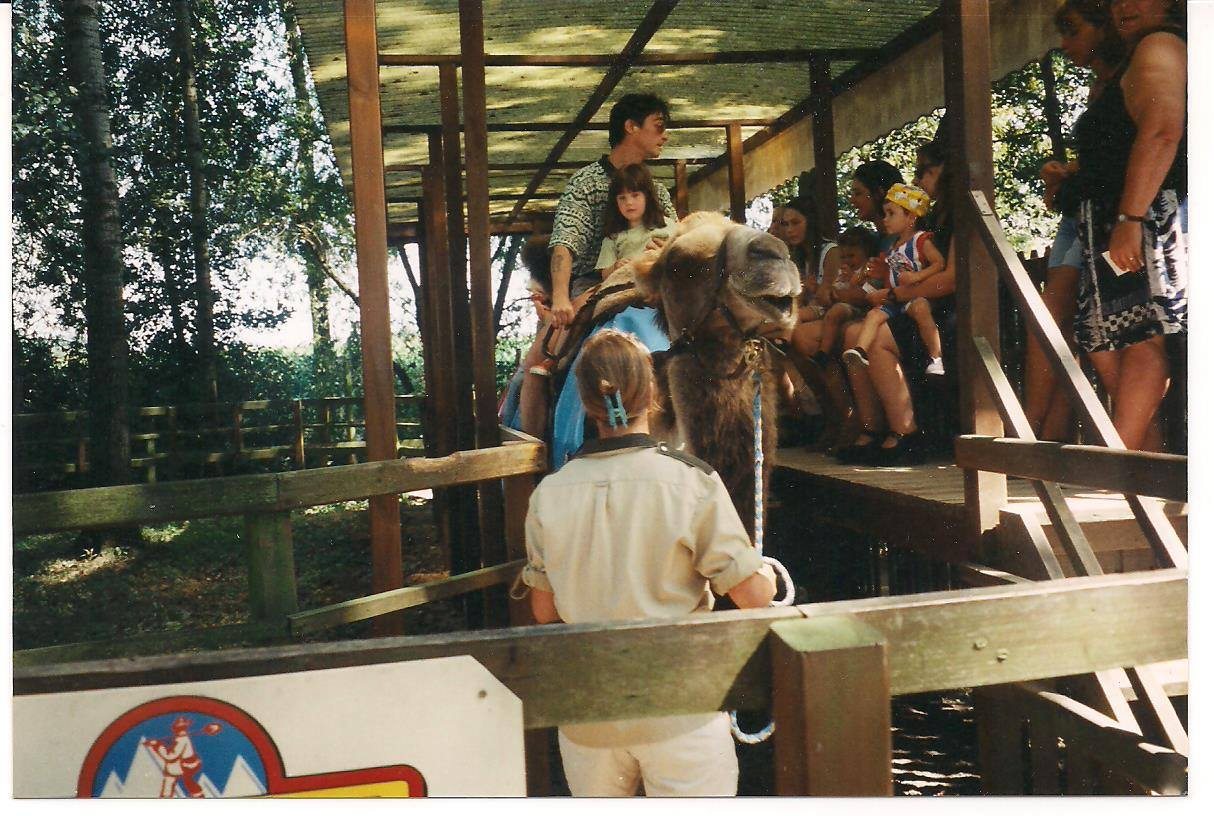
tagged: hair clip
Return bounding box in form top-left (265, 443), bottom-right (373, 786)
top-left (603, 389), bottom-right (629, 429)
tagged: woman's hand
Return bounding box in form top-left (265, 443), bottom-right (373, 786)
top-left (1108, 220), bottom-right (1145, 273)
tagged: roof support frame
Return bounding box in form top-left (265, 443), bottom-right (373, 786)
top-left (342, 0), bottom-right (403, 635)
top-left (458, 0), bottom-right (509, 593)
top-left (383, 118), bottom-right (773, 135)
top-left (378, 48), bottom-right (878, 67)
top-left (503, 0), bottom-right (681, 226)
top-left (942, 0), bottom-right (1006, 540)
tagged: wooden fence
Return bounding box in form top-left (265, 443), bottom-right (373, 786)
top-left (12, 570), bottom-right (1187, 795)
top-left (12, 426), bottom-right (546, 661)
top-left (12, 395), bottom-right (427, 491)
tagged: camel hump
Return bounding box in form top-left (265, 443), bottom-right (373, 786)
top-left (655, 442), bottom-right (714, 475)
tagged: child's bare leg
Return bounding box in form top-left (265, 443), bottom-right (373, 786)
top-left (517, 321), bottom-right (563, 438)
top-left (854, 308), bottom-right (888, 353)
top-left (906, 298), bottom-right (942, 359)
top-left (791, 318), bottom-right (823, 359)
top-left (820, 303), bottom-right (852, 356)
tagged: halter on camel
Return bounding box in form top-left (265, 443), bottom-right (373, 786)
top-left (660, 240), bottom-right (797, 744)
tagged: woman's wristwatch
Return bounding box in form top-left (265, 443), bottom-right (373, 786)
top-left (1116, 213), bottom-right (1147, 224)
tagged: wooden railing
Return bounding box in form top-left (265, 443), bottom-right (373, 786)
top-left (12, 427), bottom-right (546, 660)
top-left (12, 395), bottom-right (427, 489)
top-left (957, 190), bottom-right (1189, 759)
top-left (13, 570), bottom-right (1187, 795)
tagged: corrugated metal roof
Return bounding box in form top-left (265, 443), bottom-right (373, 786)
top-left (293, 1), bottom-right (1029, 226)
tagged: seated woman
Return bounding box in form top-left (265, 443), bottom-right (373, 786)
top-left (836, 148), bottom-right (956, 464)
top-left (778, 195), bottom-right (853, 448)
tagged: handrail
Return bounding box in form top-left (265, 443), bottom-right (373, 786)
top-left (955, 436), bottom-right (1187, 502)
top-left (14, 570), bottom-right (1186, 722)
top-left (12, 394), bottom-right (426, 425)
top-left (966, 190), bottom-right (1187, 570)
top-left (13, 435), bottom-right (546, 535)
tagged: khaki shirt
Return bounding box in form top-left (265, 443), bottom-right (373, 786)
top-left (522, 434), bottom-right (765, 746)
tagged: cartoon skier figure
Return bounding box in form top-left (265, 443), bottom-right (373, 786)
top-left (143, 716), bottom-right (217, 798)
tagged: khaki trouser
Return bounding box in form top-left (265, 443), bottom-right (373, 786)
top-left (558, 712), bottom-right (738, 797)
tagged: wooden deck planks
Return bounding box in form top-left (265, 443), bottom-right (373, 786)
top-left (773, 448), bottom-right (1187, 565)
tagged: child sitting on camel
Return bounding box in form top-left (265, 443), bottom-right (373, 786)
top-left (842, 183), bottom-right (946, 376)
top-left (520, 329), bottom-right (775, 797)
top-left (595, 163), bottom-right (677, 279)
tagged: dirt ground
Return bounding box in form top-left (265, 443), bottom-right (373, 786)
top-left (12, 493), bottom-right (465, 651)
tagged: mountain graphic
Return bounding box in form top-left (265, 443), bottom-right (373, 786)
top-left (105, 733), bottom-right (266, 798)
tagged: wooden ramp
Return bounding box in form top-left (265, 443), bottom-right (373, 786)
top-left (773, 448), bottom-right (1187, 573)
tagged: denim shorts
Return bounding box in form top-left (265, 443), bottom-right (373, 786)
top-left (1048, 216), bottom-right (1082, 269)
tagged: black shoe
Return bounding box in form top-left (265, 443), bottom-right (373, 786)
top-left (835, 434), bottom-right (879, 464)
top-left (872, 431), bottom-right (927, 466)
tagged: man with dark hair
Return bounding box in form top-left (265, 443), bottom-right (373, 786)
top-left (547, 93), bottom-right (675, 327)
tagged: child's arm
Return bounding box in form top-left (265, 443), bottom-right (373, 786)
top-left (594, 236), bottom-right (618, 280)
top-left (897, 236), bottom-right (945, 286)
top-left (814, 245), bottom-right (842, 307)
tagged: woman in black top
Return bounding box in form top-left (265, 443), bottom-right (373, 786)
top-left (1072, 0), bottom-right (1186, 450)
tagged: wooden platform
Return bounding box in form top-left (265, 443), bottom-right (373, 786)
top-left (772, 448), bottom-right (1187, 571)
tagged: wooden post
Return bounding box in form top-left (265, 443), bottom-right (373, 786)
top-left (674, 158), bottom-right (689, 219)
top-left (344, 0), bottom-right (403, 635)
top-left (167, 406), bottom-right (179, 480)
top-left (244, 511), bottom-right (299, 619)
top-left (771, 616), bottom-right (891, 795)
top-left (439, 63), bottom-right (476, 456)
top-left (459, 0), bottom-right (507, 622)
top-left (974, 687), bottom-right (1026, 793)
top-left (231, 403), bottom-right (244, 467)
top-left (1028, 716), bottom-right (1062, 794)
top-left (292, 400), bottom-right (306, 469)
top-left (439, 60), bottom-right (484, 627)
top-left (503, 471), bottom-right (551, 794)
top-left (942, 0), bottom-right (1006, 542)
top-left (726, 122), bottom-right (746, 223)
top-left (809, 54), bottom-right (839, 238)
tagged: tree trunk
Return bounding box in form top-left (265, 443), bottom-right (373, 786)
top-left (173, 0), bottom-right (217, 402)
top-left (62, 0), bottom-right (131, 489)
top-left (282, 0), bottom-right (340, 392)
top-left (492, 235), bottom-right (524, 335)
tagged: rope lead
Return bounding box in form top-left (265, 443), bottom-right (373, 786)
top-left (730, 365), bottom-right (795, 745)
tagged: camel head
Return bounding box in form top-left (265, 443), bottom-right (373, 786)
top-left (634, 212), bottom-right (801, 344)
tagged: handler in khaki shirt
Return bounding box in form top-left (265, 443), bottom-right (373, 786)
top-left (520, 330), bottom-right (775, 797)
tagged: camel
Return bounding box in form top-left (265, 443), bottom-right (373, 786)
top-left (634, 212), bottom-right (802, 537)
top-left (502, 212), bottom-right (801, 537)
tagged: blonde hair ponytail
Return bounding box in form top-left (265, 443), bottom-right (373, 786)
top-left (575, 330), bottom-right (658, 427)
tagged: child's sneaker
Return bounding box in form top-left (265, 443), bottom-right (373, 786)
top-left (925, 357), bottom-right (945, 376)
top-left (528, 358), bottom-right (556, 377)
top-left (842, 347), bottom-right (869, 368)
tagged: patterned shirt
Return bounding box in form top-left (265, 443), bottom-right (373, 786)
top-left (549, 156), bottom-right (677, 292)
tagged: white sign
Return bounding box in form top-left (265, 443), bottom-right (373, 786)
top-left (13, 656), bottom-right (525, 798)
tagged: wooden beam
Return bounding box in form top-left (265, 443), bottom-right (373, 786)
top-left (383, 117), bottom-right (772, 135)
top-left (772, 617), bottom-right (891, 795)
top-left (386, 158), bottom-right (712, 173)
top-left (15, 572), bottom-right (1187, 733)
top-left (943, 0), bottom-right (1005, 542)
top-left (378, 48), bottom-right (878, 67)
top-left (389, 217), bottom-right (551, 243)
top-left (503, 0), bottom-right (681, 226)
top-left (808, 54), bottom-right (838, 238)
top-left (968, 190), bottom-right (1189, 571)
top-left (673, 158), bottom-right (689, 218)
top-left (288, 560), bottom-right (524, 635)
top-left (1002, 683), bottom-right (1187, 795)
top-left (13, 441), bottom-right (547, 535)
top-left (956, 437), bottom-right (1187, 503)
top-left (685, 10), bottom-right (943, 189)
top-left (420, 159), bottom-right (457, 458)
top-left (726, 122), bottom-right (745, 222)
top-left (387, 192), bottom-right (564, 204)
top-left (459, 1), bottom-right (509, 623)
top-left (343, 0), bottom-right (402, 633)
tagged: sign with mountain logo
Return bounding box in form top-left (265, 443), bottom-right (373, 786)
top-left (14, 656), bottom-right (525, 798)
